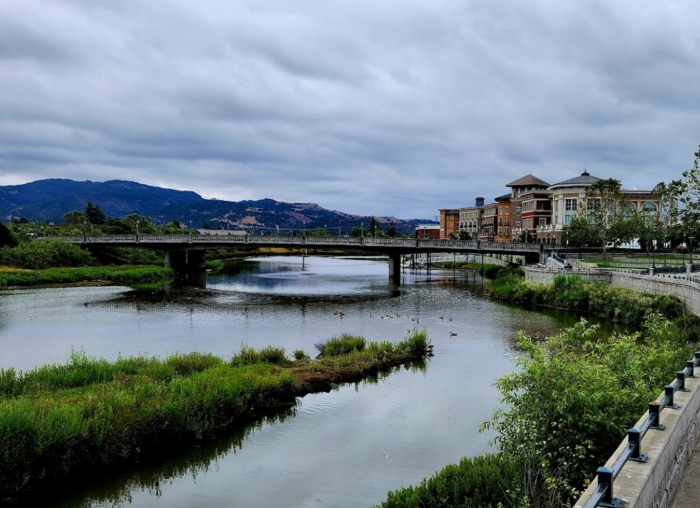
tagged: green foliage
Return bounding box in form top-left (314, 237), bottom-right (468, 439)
top-left (315, 334), bottom-right (367, 356)
top-left (0, 333), bottom-right (430, 498)
top-left (483, 318), bottom-right (697, 505)
top-left (0, 239), bottom-right (95, 269)
top-left (376, 454), bottom-right (519, 508)
top-left (85, 202), bottom-right (108, 225)
top-left (293, 349), bottom-right (309, 361)
top-left (489, 273), bottom-right (683, 326)
top-left (0, 223), bottom-right (17, 248)
top-left (0, 265), bottom-right (173, 287)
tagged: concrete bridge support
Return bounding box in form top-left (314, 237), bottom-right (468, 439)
top-left (388, 254), bottom-right (402, 285)
top-left (164, 250), bottom-right (207, 275)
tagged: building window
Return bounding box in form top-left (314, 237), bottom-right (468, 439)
top-left (642, 202), bottom-right (657, 212)
top-left (565, 215), bottom-right (574, 225)
top-left (539, 218), bottom-right (547, 226)
top-left (565, 198), bottom-right (577, 211)
top-left (587, 198), bottom-right (601, 210)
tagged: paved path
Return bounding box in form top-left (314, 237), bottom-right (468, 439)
top-left (670, 432), bottom-right (700, 508)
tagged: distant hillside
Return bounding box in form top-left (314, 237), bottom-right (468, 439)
top-left (0, 179), bottom-right (433, 235)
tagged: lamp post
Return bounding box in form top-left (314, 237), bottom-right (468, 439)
top-left (664, 234), bottom-right (668, 267)
top-left (683, 234), bottom-right (687, 265)
top-left (690, 236), bottom-right (695, 265)
top-left (652, 237), bottom-right (657, 268)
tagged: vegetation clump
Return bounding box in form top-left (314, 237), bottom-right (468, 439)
top-left (315, 334), bottom-right (366, 357)
top-left (375, 317), bottom-right (697, 508)
top-left (0, 265), bottom-right (174, 288)
top-left (0, 331), bottom-right (431, 500)
top-left (488, 272), bottom-right (683, 326)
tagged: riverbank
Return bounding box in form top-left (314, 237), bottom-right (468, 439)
top-left (0, 265), bottom-right (174, 288)
top-left (373, 270), bottom-right (700, 508)
top-left (0, 332), bottom-right (430, 502)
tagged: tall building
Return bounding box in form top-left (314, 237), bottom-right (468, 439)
top-left (458, 197), bottom-right (484, 239)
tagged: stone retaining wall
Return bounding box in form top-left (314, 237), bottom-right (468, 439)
top-left (524, 269), bottom-right (700, 316)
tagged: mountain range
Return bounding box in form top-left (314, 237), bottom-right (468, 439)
top-left (0, 179), bottom-right (433, 235)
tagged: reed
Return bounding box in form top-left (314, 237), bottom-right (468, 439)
top-left (0, 265), bottom-right (174, 287)
top-left (0, 332), bottom-right (431, 500)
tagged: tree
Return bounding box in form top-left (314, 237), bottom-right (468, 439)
top-left (62, 210), bottom-right (86, 230)
top-left (654, 144), bottom-right (700, 239)
top-left (369, 217), bottom-right (379, 238)
top-left (0, 222), bottom-right (17, 248)
top-left (387, 221), bottom-right (397, 238)
top-left (562, 217), bottom-right (598, 248)
top-left (584, 178), bottom-right (623, 254)
top-left (123, 214), bottom-right (154, 234)
top-left (84, 202), bottom-right (107, 225)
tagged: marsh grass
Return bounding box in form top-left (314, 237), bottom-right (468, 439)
top-left (0, 265), bottom-right (174, 287)
top-left (0, 332), bottom-right (431, 499)
top-left (315, 334), bottom-right (366, 356)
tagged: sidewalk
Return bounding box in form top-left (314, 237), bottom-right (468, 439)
top-left (670, 432), bottom-right (700, 508)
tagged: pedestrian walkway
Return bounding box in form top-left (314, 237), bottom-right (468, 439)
top-left (670, 432), bottom-right (700, 508)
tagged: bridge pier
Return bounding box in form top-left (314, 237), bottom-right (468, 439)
top-left (164, 250), bottom-right (207, 275)
top-left (389, 254), bottom-right (401, 285)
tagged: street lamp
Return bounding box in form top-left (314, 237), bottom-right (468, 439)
top-left (664, 234), bottom-right (668, 267)
top-left (690, 236), bottom-right (695, 265)
top-left (652, 237), bottom-right (657, 268)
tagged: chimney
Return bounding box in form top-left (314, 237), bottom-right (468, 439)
top-left (476, 197), bottom-right (485, 207)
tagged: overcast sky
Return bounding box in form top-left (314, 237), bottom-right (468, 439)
top-left (1, 0), bottom-right (699, 219)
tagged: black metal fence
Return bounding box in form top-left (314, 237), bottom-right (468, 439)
top-left (581, 352), bottom-right (700, 507)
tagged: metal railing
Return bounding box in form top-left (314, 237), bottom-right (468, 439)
top-left (38, 235), bottom-right (543, 252)
top-left (581, 352), bottom-right (700, 507)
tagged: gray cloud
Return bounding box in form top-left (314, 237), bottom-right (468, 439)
top-left (1, 0), bottom-right (700, 218)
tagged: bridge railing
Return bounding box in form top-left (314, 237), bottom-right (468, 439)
top-left (578, 351), bottom-right (700, 508)
top-left (39, 234), bottom-right (542, 251)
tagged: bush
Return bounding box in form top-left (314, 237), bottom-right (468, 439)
top-left (315, 334), bottom-right (366, 357)
top-left (376, 454), bottom-right (519, 508)
top-left (483, 318), bottom-right (697, 505)
top-left (0, 240), bottom-right (95, 269)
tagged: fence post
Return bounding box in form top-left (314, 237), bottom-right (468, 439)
top-left (596, 467), bottom-right (620, 507)
top-left (687, 360), bottom-right (695, 378)
top-left (677, 371), bottom-right (689, 392)
top-left (649, 401), bottom-right (664, 430)
top-left (665, 384), bottom-right (678, 409)
top-left (627, 428), bottom-right (647, 462)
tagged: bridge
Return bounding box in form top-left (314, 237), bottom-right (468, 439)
top-left (45, 234), bottom-right (544, 282)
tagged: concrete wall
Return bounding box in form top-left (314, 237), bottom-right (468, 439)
top-left (524, 268), bottom-right (700, 316)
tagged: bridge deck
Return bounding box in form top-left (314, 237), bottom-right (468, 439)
top-left (43, 234), bottom-right (543, 255)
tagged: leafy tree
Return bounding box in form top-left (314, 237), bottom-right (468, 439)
top-left (584, 178), bottom-right (624, 254)
top-left (654, 144), bottom-right (700, 238)
top-left (387, 221), bottom-right (397, 238)
top-left (63, 210), bottom-right (86, 230)
top-left (0, 223), bottom-right (17, 248)
top-left (369, 217), bottom-right (379, 237)
top-left (84, 202), bottom-right (107, 225)
top-left (562, 217), bottom-right (598, 248)
top-left (350, 227), bottom-right (364, 237)
top-left (123, 214), bottom-right (154, 234)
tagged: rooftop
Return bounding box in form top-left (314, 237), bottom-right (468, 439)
top-left (506, 174), bottom-right (550, 188)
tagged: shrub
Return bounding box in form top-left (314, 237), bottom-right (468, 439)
top-left (376, 454), bottom-right (519, 508)
top-left (315, 334), bottom-right (366, 357)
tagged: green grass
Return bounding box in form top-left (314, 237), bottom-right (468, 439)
top-left (0, 265), bottom-right (174, 287)
top-left (0, 331), bottom-right (431, 499)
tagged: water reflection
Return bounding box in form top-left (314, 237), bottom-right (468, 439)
top-left (33, 363), bottom-right (427, 508)
top-left (0, 256), bottom-right (594, 507)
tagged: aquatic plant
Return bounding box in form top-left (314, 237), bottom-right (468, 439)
top-left (314, 334), bottom-right (366, 357)
top-left (0, 333), bottom-right (431, 500)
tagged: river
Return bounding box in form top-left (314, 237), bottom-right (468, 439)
top-left (0, 256), bottom-right (587, 507)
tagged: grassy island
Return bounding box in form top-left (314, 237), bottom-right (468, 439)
top-left (0, 265), bottom-right (174, 288)
top-left (0, 331), bottom-right (431, 501)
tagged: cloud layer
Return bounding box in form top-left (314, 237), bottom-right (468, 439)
top-left (1, 0), bottom-right (699, 218)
